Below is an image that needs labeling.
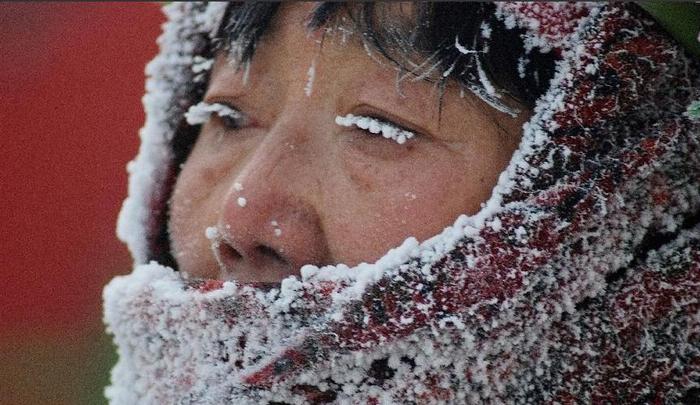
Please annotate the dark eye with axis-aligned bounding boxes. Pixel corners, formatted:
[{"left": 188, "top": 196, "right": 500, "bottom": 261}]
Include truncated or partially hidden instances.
[
  {"left": 335, "top": 114, "right": 416, "bottom": 144},
  {"left": 217, "top": 109, "right": 247, "bottom": 130}
]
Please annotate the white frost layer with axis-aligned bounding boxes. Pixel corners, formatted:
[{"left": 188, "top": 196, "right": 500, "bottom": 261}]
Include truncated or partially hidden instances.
[
  {"left": 185, "top": 101, "right": 241, "bottom": 126},
  {"left": 335, "top": 114, "right": 415, "bottom": 144},
  {"left": 104, "top": 263, "right": 251, "bottom": 404}
]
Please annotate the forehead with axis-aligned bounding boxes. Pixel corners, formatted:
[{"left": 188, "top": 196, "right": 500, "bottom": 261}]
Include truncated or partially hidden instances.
[
  {"left": 206, "top": 4, "right": 441, "bottom": 110},
  {"left": 212, "top": 2, "right": 434, "bottom": 82}
]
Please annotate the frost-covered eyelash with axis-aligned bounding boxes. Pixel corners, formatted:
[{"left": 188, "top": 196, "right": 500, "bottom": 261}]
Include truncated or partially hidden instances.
[
  {"left": 335, "top": 114, "right": 416, "bottom": 145},
  {"left": 184, "top": 102, "right": 243, "bottom": 126}
]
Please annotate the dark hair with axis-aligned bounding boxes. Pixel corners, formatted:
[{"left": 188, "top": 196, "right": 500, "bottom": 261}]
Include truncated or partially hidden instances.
[{"left": 216, "top": 2, "right": 556, "bottom": 111}]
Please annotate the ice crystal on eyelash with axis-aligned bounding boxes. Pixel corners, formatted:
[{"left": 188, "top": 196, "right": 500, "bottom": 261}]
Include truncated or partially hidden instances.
[
  {"left": 184, "top": 101, "right": 241, "bottom": 125},
  {"left": 335, "top": 114, "right": 415, "bottom": 145}
]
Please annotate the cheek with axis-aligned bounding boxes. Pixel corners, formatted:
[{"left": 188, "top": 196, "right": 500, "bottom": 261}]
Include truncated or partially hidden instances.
[
  {"left": 168, "top": 158, "right": 226, "bottom": 269},
  {"left": 168, "top": 174, "right": 202, "bottom": 264},
  {"left": 326, "top": 142, "right": 506, "bottom": 266}
]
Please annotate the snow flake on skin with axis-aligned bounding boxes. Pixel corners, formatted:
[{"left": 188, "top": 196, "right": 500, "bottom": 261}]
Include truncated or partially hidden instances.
[
  {"left": 304, "top": 58, "right": 316, "bottom": 97},
  {"left": 204, "top": 226, "right": 218, "bottom": 240}
]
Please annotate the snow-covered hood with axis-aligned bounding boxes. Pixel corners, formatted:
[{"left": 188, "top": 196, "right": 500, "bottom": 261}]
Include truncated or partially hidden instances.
[{"left": 104, "top": 3, "right": 700, "bottom": 403}]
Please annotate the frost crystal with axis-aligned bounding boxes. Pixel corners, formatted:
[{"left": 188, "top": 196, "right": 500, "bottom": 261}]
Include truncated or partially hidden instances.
[
  {"left": 184, "top": 102, "right": 241, "bottom": 126},
  {"left": 204, "top": 226, "right": 219, "bottom": 240},
  {"left": 335, "top": 114, "right": 415, "bottom": 144},
  {"left": 304, "top": 59, "right": 316, "bottom": 97},
  {"left": 191, "top": 56, "right": 213, "bottom": 74}
]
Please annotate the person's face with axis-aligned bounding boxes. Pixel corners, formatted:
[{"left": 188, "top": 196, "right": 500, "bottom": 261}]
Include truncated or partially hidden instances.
[{"left": 169, "top": 4, "right": 526, "bottom": 282}]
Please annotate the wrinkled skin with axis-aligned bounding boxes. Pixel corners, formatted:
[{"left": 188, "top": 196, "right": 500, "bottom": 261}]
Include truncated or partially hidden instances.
[{"left": 169, "top": 3, "right": 526, "bottom": 282}]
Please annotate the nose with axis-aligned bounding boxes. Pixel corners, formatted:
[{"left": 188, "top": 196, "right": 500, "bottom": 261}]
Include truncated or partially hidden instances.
[{"left": 213, "top": 141, "right": 330, "bottom": 283}]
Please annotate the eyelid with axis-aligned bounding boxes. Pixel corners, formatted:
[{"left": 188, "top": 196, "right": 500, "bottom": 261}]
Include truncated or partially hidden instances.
[
  {"left": 184, "top": 101, "right": 244, "bottom": 126},
  {"left": 335, "top": 113, "right": 416, "bottom": 144}
]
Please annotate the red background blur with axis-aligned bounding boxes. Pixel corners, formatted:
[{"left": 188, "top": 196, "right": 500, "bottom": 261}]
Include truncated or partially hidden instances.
[{"left": 1, "top": 3, "right": 163, "bottom": 404}]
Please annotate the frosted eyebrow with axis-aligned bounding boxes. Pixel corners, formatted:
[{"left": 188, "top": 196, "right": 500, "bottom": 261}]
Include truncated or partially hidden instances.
[
  {"left": 185, "top": 102, "right": 242, "bottom": 125},
  {"left": 335, "top": 114, "right": 416, "bottom": 144}
]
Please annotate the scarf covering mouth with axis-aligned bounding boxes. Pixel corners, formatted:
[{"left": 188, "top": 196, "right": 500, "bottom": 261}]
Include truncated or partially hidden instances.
[{"left": 104, "top": 2, "right": 700, "bottom": 404}]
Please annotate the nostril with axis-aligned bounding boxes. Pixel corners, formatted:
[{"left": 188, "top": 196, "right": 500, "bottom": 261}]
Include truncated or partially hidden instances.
[
  {"left": 215, "top": 240, "right": 243, "bottom": 273},
  {"left": 221, "top": 242, "right": 243, "bottom": 260},
  {"left": 255, "top": 245, "right": 288, "bottom": 265}
]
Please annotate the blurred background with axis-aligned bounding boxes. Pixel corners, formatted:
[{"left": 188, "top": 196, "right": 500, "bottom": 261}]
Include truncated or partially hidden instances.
[{"left": 1, "top": 3, "right": 163, "bottom": 404}]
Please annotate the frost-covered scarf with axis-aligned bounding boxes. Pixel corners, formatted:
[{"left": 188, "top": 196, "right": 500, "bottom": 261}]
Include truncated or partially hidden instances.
[{"left": 104, "top": 3, "right": 700, "bottom": 404}]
